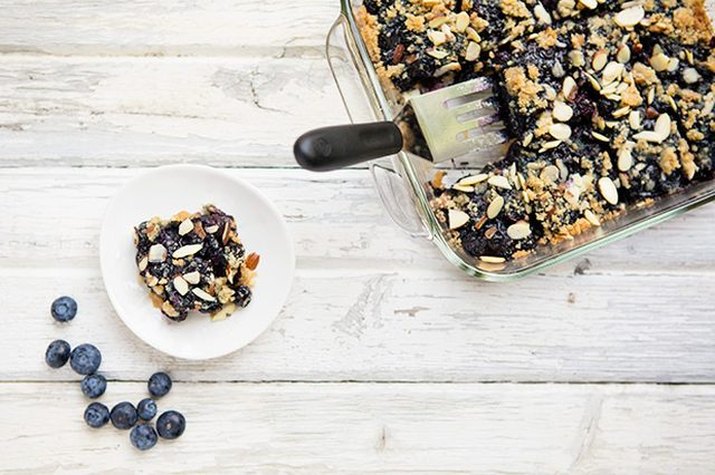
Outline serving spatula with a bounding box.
[294,77,508,171]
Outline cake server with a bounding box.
[294,77,508,172]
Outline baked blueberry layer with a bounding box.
[357,0,714,262]
[134,205,258,322]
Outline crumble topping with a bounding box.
[357,0,714,262]
[134,205,258,322]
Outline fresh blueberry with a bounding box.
[137,398,157,421]
[51,296,77,322]
[130,424,158,451]
[81,374,107,399]
[69,344,102,375]
[84,402,110,428]
[45,339,71,368]
[110,402,138,430]
[148,372,172,398]
[156,410,186,440]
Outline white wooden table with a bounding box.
[1,1,714,473]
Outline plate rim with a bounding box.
[99,164,296,360]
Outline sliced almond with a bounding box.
[562,76,578,100]
[451,184,475,193]
[654,113,671,140]
[534,2,552,24]
[161,301,180,318]
[602,62,624,85]
[458,173,489,186]
[211,303,237,322]
[465,27,481,43]
[507,221,532,240]
[540,165,561,183]
[454,11,470,32]
[552,61,565,78]
[702,99,714,117]
[612,106,631,118]
[591,131,610,142]
[183,271,201,285]
[549,123,572,141]
[427,48,449,60]
[522,133,534,147]
[616,44,631,63]
[427,30,447,46]
[667,57,680,72]
[465,41,481,62]
[632,131,664,143]
[192,288,217,302]
[584,72,601,91]
[178,218,194,236]
[628,110,641,130]
[480,256,506,264]
[138,256,148,272]
[539,140,562,152]
[487,175,512,190]
[448,209,470,230]
[579,0,597,10]
[683,68,701,84]
[584,210,601,227]
[173,276,189,296]
[487,195,505,219]
[598,177,619,205]
[204,224,219,234]
[172,243,203,259]
[617,145,634,172]
[434,62,461,77]
[650,53,670,72]
[552,100,574,122]
[592,50,608,72]
[148,244,167,263]
[614,5,644,27]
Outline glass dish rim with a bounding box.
[336,0,715,281]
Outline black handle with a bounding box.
[294,122,403,172]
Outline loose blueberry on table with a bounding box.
[137,398,157,421]
[148,372,172,398]
[110,402,139,430]
[50,296,78,322]
[84,402,110,429]
[69,343,102,375]
[81,374,107,399]
[130,424,159,451]
[156,410,186,440]
[45,339,72,369]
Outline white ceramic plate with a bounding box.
[100,165,295,360]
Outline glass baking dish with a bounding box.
[325,0,715,281]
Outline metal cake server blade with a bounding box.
[294,78,509,172]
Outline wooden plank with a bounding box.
[1,168,713,270]
[0,57,349,167]
[1,382,715,473]
[2,168,714,383]
[8,266,715,383]
[0,0,337,56]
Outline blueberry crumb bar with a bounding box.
[357,0,714,263]
[134,205,258,322]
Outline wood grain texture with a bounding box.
[1,0,714,470]
[0,0,337,56]
[2,382,715,474]
[0,57,348,167]
[3,169,714,383]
